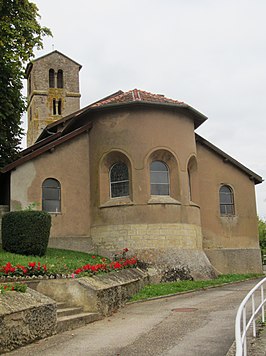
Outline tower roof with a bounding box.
[25,50,82,78]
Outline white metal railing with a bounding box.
[235,277,266,356]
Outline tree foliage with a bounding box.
[0,0,51,168]
[258,217,266,250]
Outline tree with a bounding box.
[0,0,51,168]
[258,217,266,251]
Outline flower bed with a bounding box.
[0,261,47,278]
[0,282,27,294]
[0,249,138,280]
[74,257,137,276]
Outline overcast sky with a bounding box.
[24,0,266,218]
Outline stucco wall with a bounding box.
[197,142,262,273]
[11,133,91,238]
[89,107,201,228]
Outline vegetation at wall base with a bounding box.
[130,274,264,302]
[0,283,27,294]
[258,217,266,261]
[2,211,51,256]
[0,245,108,274]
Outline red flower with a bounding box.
[28,262,36,268]
[113,262,122,269]
[91,256,96,259]
[123,248,129,253]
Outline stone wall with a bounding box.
[91,223,216,279]
[91,223,203,251]
[0,288,56,353]
[30,269,149,316]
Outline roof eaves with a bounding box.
[90,100,208,128]
[36,90,125,140]
[1,122,93,174]
[196,134,263,184]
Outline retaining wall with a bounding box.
[0,288,56,353]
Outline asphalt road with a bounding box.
[6,278,263,356]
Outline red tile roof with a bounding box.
[91,89,185,107]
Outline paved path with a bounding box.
[6,278,263,356]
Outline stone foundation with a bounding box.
[91,223,203,251]
[205,248,263,274]
[91,223,216,279]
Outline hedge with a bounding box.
[2,211,51,256]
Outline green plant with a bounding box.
[130,274,263,301]
[0,283,27,294]
[23,202,40,211]
[0,245,110,275]
[2,210,51,256]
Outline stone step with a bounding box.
[57,306,83,317]
[57,312,101,333]
[56,302,68,309]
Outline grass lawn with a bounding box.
[0,245,107,275]
[130,273,264,302]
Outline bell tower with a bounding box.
[25,50,82,146]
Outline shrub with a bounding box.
[2,211,51,256]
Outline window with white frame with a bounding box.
[219,185,235,215]
[42,178,61,213]
[150,160,170,195]
[110,163,129,198]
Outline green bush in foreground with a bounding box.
[2,211,51,256]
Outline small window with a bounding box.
[150,161,169,195]
[58,99,62,115]
[110,163,129,198]
[42,178,61,213]
[219,185,235,215]
[52,99,56,115]
[57,69,63,88]
[49,69,55,88]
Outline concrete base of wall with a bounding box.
[48,236,95,253]
[0,288,56,353]
[204,248,263,274]
[135,248,217,280]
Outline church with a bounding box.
[0,51,263,277]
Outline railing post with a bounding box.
[261,285,265,323]
[252,294,256,337]
[243,306,247,356]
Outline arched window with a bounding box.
[57,69,63,88]
[49,69,55,88]
[110,163,129,198]
[42,178,61,213]
[219,185,235,215]
[150,161,169,195]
